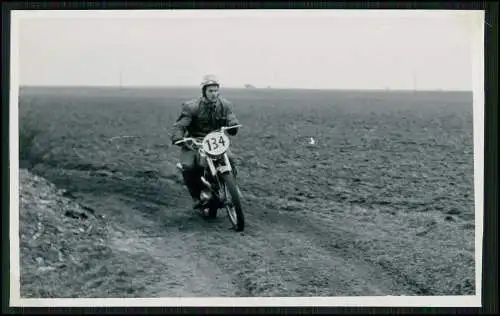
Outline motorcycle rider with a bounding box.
[171,75,240,210]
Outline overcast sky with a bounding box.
[14,10,483,90]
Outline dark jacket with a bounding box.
[171,96,240,145]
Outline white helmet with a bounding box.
[200,74,220,96]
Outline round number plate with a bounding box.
[202,131,230,156]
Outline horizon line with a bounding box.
[18,85,473,93]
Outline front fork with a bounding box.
[200,152,232,204]
[204,152,232,176]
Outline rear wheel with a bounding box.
[221,172,244,231]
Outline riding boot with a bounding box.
[182,169,202,208]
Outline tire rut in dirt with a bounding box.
[242,195,427,295]
[42,168,421,296]
[75,188,242,297]
[108,225,239,297]
[96,183,420,296]
[164,198,408,296]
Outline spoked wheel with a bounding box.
[221,173,244,231]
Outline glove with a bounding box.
[175,140,195,151]
[226,127,238,136]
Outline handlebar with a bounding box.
[174,137,203,147]
[220,124,242,133]
[174,125,242,147]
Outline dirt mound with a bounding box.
[19,168,111,298]
[18,167,246,298]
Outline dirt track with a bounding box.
[21,160,472,297]
[19,87,475,298]
[23,166,421,297]
[98,186,417,297]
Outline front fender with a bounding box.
[217,165,232,174]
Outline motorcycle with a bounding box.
[174,125,245,231]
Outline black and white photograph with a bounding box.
[9,8,484,307]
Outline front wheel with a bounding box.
[221,172,245,231]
